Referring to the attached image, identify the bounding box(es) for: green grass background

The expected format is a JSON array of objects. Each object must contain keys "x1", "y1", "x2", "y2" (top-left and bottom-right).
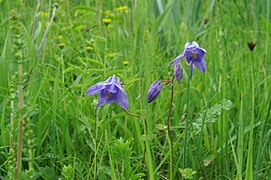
[{"x1": 0, "y1": 0, "x2": 271, "y2": 179}]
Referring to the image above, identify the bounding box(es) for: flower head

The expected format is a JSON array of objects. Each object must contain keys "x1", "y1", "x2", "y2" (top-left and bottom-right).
[
  {"x1": 102, "y1": 18, "x2": 112, "y2": 26},
  {"x1": 116, "y1": 6, "x2": 128, "y2": 13},
  {"x1": 247, "y1": 41, "x2": 256, "y2": 51},
  {"x1": 57, "y1": 42, "x2": 65, "y2": 49},
  {"x1": 171, "y1": 41, "x2": 207, "y2": 76},
  {"x1": 174, "y1": 64, "x2": 183, "y2": 83},
  {"x1": 147, "y1": 80, "x2": 163, "y2": 103},
  {"x1": 86, "y1": 75, "x2": 129, "y2": 110}
]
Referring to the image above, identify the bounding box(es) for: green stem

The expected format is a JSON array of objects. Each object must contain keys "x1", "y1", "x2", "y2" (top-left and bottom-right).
[
  {"x1": 25, "y1": 3, "x2": 59, "y2": 89},
  {"x1": 9, "y1": 79, "x2": 15, "y2": 151},
  {"x1": 16, "y1": 46, "x2": 24, "y2": 180},
  {"x1": 36, "y1": 3, "x2": 58, "y2": 58},
  {"x1": 143, "y1": 118, "x2": 155, "y2": 180},
  {"x1": 32, "y1": 0, "x2": 40, "y2": 39},
  {"x1": 245, "y1": 62, "x2": 255, "y2": 179},
  {"x1": 183, "y1": 74, "x2": 191, "y2": 167},
  {"x1": 167, "y1": 76, "x2": 175, "y2": 180},
  {"x1": 124, "y1": 110, "x2": 140, "y2": 117}
]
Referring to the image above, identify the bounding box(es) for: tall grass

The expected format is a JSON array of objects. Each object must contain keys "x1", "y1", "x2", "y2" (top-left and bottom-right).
[{"x1": 0, "y1": 0, "x2": 271, "y2": 179}]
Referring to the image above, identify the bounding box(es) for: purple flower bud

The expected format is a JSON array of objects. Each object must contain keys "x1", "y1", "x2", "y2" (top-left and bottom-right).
[
  {"x1": 174, "y1": 64, "x2": 183, "y2": 83},
  {"x1": 147, "y1": 80, "x2": 163, "y2": 103}
]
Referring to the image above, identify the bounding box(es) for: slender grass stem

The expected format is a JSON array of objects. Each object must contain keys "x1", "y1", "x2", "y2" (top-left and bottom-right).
[
  {"x1": 25, "y1": 3, "x2": 59, "y2": 89},
  {"x1": 183, "y1": 74, "x2": 191, "y2": 167},
  {"x1": 245, "y1": 62, "x2": 255, "y2": 179},
  {"x1": 143, "y1": 117, "x2": 155, "y2": 180},
  {"x1": 36, "y1": 3, "x2": 58, "y2": 58},
  {"x1": 166, "y1": 76, "x2": 175, "y2": 180},
  {"x1": 32, "y1": 0, "x2": 40, "y2": 39}
]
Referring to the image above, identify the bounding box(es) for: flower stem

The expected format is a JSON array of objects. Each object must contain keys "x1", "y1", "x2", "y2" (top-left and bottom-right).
[
  {"x1": 124, "y1": 110, "x2": 140, "y2": 117},
  {"x1": 143, "y1": 117, "x2": 155, "y2": 180},
  {"x1": 16, "y1": 43, "x2": 24, "y2": 180},
  {"x1": 9, "y1": 77, "x2": 16, "y2": 152},
  {"x1": 183, "y1": 74, "x2": 191, "y2": 167},
  {"x1": 167, "y1": 76, "x2": 175, "y2": 180},
  {"x1": 25, "y1": 3, "x2": 58, "y2": 89},
  {"x1": 36, "y1": 3, "x2": 58, "y2": 58},
  {"x1": 31, "y1": 0, "x2": 40, "y2": 39}
]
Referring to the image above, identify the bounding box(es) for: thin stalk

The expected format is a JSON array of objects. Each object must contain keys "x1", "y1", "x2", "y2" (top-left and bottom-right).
[
  {"x1": 25, "y1": 3, "x2": 59, "y2": 89},
  {"x1": 245, "y1": 62, "x2": 255, "y2": 179},
  {"x1": 9, "y1": 85, "x2": 15, "y2": 151},
  {"x1": 16, "y1": 45, "x2": 24, "y2": 180},
  {"x1": 143, "y1": 116, "x2": 155, "y2": 180},
  {"x1": 237, "y1": 92, "x2": 243, "y2": 180},
  {"x1": 124, "y1": 110, "x2": 140, "y2": 117},
  {"x1": 166, "y1": 76, "x2": 175, "y2": 180},
  {"x1": 183, "y1": 74, "x2": 191, "y2": 167},
  {"x1": 32, "y1": 0, "x2": 41, "y2": 39},
  {"x1": 93, "y1": 108, "x2": 99, "y2": 179},
  {"x1": 36, "y1": 3, "x2": 58, "y2": 58}
]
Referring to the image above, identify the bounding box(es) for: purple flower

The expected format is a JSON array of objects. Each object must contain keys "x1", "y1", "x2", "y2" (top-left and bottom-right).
[
  {"x1": 170, "y1": 41, "x2": 207, "y2": 75},
  {"x1": 147, "y1": 80, "x2": 163, "y2": 103},
  {"x1": 86, "y1": 75, "x2": 129, "y2": 110},
  {"x1": 174, "y1": 64, "x2": 183, "y2": 83}
]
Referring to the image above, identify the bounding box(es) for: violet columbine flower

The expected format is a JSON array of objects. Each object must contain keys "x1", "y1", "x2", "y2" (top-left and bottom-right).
[
  {"x1": 170, "y1": 41, "x2": 207, "y2": 75},
  {"x1": 86, "y1": 75, "x2": 129, "y2": 110},
  {"x1": 174, "y1": 64, "x2": 183, "y2": 83},
  {"x1": 147, "y1": 80, "x2": 163, "y2": 103}
]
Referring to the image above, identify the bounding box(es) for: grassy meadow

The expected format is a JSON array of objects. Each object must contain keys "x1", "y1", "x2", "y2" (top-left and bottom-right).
[{"x1": 0, "y1": 0, "x2": 271, "y2": 179}]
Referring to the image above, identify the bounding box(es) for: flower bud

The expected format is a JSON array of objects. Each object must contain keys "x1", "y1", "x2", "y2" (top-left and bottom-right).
[
  {"x1": 247, "y1": 41, "x2": 256, "y2": 51},
  {"x1": 147, "y1": 80, "x2": 163, "y2": 103},
  {"x1": 174, "y1": 64, "x2": 183, "y2": 83},
  {"x1": 102, "y1": 18, "x2": 112, "y2": 26}
]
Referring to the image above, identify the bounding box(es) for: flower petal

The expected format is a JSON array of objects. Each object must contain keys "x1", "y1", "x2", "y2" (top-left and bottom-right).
[
  {"x1": 191, "y1": 41, "x2": 199, "y2": 47},
  {"x1": 97, "y1": 90, "x2": 108, "y2": 107},
  {"x1": 170, "y1": 52, "x2": 184, "y2": 65},
  {"x1": 193, "y1": 58, "x2": 206, "y2": 72},
  {"x1": 97, "y1": 90, "x2": 117, "y2": 107},
  {"x1": 115, "y1": 83, "x2": 127, "y2": 94},
  {"x1": 199, "y1": 47, "x2": 207, "y2": 54},
  {"x1": 86, "y1": 82, "x2": 106, "y2": 95},
  {"x1": 184, "y1": 42, "x2": 192, "y2": 48},
  {"x1": 105, "y1": 75, "x2": 114, "y2": 84},
  {"x1": 106, "y1": 84, "x2": 119, "y2": 93},
  {"x1": 116, "y1": 90, "x2": 129, "y2": 110}
]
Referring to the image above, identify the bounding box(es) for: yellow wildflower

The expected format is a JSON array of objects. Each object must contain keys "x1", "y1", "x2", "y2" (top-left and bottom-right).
[
  {"x1": 57, "y1": 35, "x2": 63, "y2": 40},
  {"x1": 102, "y1": 18, "x2": 112, "y2": 26},
  {"x1": 116, "y1": 5, "x2": 128, "y2": 13},
  {"x1": 85, "y1": 46, "x2": 93, "y2": 52},
  {"x1": 105, "y1": 10, "x2": 115, "y2": 18},
  {"x1": 123, "y1": 61, "x2": 129, "y2": 66},
  {"x1": 58, "y1": 43, "x2": 65, "y2": 49},
  {"x1": 39, "y1": 11, "x2": 48, "y2": 17}
]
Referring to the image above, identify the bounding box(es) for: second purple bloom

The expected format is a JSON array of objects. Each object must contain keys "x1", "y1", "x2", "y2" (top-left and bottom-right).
[{"x1": 171, "y1": 41, "x2": 207, "y2": 76}]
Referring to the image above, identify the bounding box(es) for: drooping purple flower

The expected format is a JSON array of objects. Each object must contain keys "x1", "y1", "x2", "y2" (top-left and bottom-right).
[
  {"x1": 147, "y1": 80, "x2": 163, "y2": 103},
  {"x1": 174, "y1": 64, "x2": 183, "y2": 83},
  {"x1": 86, "y1": 75, "x2": 129, "y2": 110},
  {"x1": 170, "y1": 41, "x2": 207, "y2": 76}
]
